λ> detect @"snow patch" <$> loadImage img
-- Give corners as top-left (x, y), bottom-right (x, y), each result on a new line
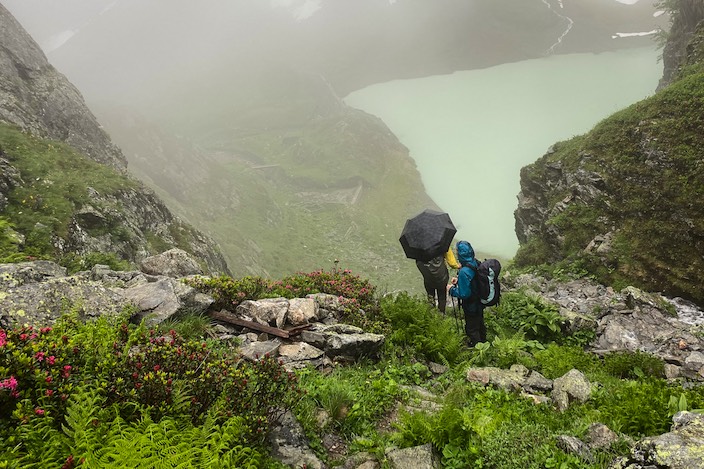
top-left (611, 29), bottom-right (658, 38)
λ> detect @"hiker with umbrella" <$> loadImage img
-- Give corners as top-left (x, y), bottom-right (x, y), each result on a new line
top-left (399, 210), bottom-right (459, 314)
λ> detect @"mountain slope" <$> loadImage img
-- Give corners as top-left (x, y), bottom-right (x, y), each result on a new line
top-left (0, 4), bottom-right (229, 274)
top-left (514, 2), bottom-right (704, 304)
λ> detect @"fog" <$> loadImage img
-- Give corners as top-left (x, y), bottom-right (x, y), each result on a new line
top-left (1, 0), bottom-right (669, 282)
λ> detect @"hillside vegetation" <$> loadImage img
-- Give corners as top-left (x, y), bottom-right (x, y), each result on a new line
top-left (514, 20), bottom-right (704, 304)
top-left (2, 267), bottom-right (703, 468)
top-left (0, 123), bottom-right (226, 273)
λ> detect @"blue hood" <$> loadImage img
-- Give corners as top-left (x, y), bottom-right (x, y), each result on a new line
top-left (456, 240), bottom-right (476, 266)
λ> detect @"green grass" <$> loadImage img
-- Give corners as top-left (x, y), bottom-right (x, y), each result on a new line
top-left (0, 123), bottom-right (137, 260)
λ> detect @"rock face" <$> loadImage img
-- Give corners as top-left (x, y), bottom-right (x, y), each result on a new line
top-left (513, 13), bottom-right (704, 305)
top-left (0, 6), bottom-right (230, 275)
top-left (508, 273), bottom-right (704, 381)
top-left (658, 0), bottom-right (704, 89)
top-left (0, 4), bottom-right (125, 171)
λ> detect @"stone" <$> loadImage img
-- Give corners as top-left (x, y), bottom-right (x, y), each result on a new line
top-left (288, 297), bottom-right (319, 326)
top-left (121, 277), bottom-right (211, 325)
top-left (236, 298), bottom-right (289, 329)
top-left (139, 248), bottom-right (203, 277)
top-left (586, 423), bottom-right (619, 450)
top-left (556, 435), bottom-right (593, 463)
top-left (386, 444), bottom-right (440, 469)
top-left (268, 410), bottom-right (325, 469)
top-left (239, 340), bottom-right (281, 362)
top-left (552, 369), bottom-right (592, 412)
top-left (614, 411), bottom-right (704, 469)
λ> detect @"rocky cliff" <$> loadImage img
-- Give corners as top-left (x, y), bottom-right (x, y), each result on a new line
top-left (0, 4), bottom-right (229, 274)
top-left (513, 3), bottom-right (704, 305)
top-left (658, 0), bottom-right (704, 89)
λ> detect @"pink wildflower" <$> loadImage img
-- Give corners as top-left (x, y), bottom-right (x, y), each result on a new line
top-left (47, 356), bottom-right (56, 365)
top-left (35, 408), bottom-right (45, 416)
top-left (0, 330), bottom-right (6, 347)
top-left (0, 376), bottom-right (18, 391)
top-left (35, 351), bottom-right (46, 362)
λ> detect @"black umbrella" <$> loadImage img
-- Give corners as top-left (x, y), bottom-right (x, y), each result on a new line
top-left (399, 209), bottom-right (457, 262)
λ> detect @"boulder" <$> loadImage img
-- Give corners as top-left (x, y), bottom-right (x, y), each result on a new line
top-left (612, 411), bottom-right (704, 469)
top-left (139, 248), bottom-right (203, 277)
top-left (386, 444), bottom-right (440, 469)
top-left (268, 410), bottom-right (326, 469)
top-left (552, 369), bottom-right (592, 412)
top-left (236, 298), bottom-right (289, 329)
top-left (122, 277), bottom-right (213, 325)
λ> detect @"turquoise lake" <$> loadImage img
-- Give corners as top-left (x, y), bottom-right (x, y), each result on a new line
top-left (345, 46), bottom-right (663, 259)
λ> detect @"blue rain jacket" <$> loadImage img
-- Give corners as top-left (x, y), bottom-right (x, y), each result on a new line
top-left (449, 240), bottom-right (479, 300)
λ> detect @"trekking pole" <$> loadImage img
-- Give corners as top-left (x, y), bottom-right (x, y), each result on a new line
top-left (452, 297), bottom-right (460, 333)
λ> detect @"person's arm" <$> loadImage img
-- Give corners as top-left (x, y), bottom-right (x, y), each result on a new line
top-left (445, 249), bottom-right (460, 269)
top-left (449, 267), bottom-right (472, 299)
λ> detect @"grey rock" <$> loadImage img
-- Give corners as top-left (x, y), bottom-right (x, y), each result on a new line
top-left (139, 248), bottom-right (203, 277)
top-left (586, 423), bottom-right (619, 450)
top-left (237, 298), bottom-right (289, 329)
top-left (386, 444), bottom-right (440, 469)
top-left (556, 435), bottom-right (593, 463)
top-left (613, 411), bottom-right (704, 469)
top-left (288, 297), bottom-right (319, 326)
top-left (466, 366), bottom-right (526, 392)
top-left (239, 340), bottom-right (281, 362)
top-left (268, 410), bottom-right (326, 469)
top-left (121, 278), bottom-right (211, 325)
top-left (552, 369), bottom-right (593, 412)
top-left (323, 330), bottom-right (385, 360)
top-left (278, 342), bottom-right (326, 370)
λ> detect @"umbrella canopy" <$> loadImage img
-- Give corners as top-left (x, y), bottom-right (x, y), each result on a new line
top-left (399, 209), bottom-right (457, 262)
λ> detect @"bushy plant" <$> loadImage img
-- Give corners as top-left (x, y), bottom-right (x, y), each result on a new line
top-left (591, 378), bottom-right (676, 437)
top-left (185, 274), bottom-right (272, 310)
top-left (380, 293), bottom-right (468, 365)
top-left (489, 292), bottom-right (566, 343)
top-left (1, 313), bottom-right (303, 465)
top-left (187, 268), bottom-right (385, 332)
top-left (602, 350), bottom-right (665, 379)
top-left (0, 320), bottom-right (96, 420)
top-left (60, 252), bottom-right (132, 275)
top-left (534, 344), bottom-right (601, 379)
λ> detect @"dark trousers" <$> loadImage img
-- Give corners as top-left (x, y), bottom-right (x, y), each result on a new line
top-left (461, 300), bottom-right (486, 346)
top-left (423, 280), bottom-right (447, 313)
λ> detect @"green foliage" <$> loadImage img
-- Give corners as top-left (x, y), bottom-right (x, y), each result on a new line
top-left (591, 378), bottom-right (677, 437)
top-left (488, 331), bottom-right (542, 369)
top-left (603, 351), bottom-right (666, 380)
top-left (380, 293), bottom-right (469, 365)
top-left (157, 313), bottom-right (215, 341)
top-left (60, 252), bottom-right (132, 275)
top-left (0, 313), bottom-right (303, 467)
top-left (534, 344), bottom-right (601, 379)
top-left (7, 385), bottom-right (264, 468)
top-left (489, 292), bottom-right (566, 343)
top-left (0, 124), bottom-right (138, 261)
top-left (0, 218), bottom-right (28, 263)
top-left (296, 364), bottom-right (402, 438)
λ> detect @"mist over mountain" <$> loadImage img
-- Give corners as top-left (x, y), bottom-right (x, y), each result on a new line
top-left (1, 0), bottom-right (670, 290)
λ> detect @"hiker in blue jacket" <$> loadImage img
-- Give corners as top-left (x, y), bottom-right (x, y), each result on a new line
top-left (448, 240), bottom-right (487, 347)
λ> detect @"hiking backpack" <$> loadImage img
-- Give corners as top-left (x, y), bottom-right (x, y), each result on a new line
top-left (468, 259), bottom-right (502, 306)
